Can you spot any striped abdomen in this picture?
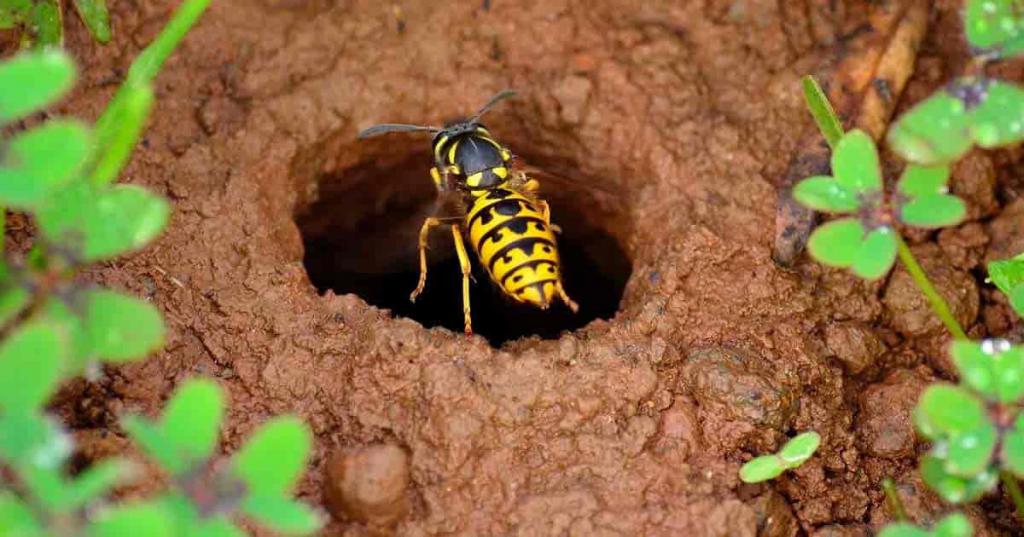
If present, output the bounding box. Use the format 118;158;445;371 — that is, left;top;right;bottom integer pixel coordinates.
465;188;563;308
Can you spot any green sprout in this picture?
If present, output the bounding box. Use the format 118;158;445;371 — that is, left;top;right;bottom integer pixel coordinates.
0;0;323;535
1;0;111;49
738;431;820;483
878;512;973;537
964;0;1024;59
987;253;1024;318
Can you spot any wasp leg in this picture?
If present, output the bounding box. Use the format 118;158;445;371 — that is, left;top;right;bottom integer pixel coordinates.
451;225;474;335
410;217;443;303
536;200;563;235
556;281;579;313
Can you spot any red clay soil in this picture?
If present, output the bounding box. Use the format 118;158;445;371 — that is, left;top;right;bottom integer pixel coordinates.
12;0;1024;535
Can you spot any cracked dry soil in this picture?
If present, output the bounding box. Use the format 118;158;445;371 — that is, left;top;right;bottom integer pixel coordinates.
16;0;1024;535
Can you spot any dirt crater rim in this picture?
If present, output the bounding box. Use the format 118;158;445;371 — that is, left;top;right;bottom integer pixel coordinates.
294;137;634;346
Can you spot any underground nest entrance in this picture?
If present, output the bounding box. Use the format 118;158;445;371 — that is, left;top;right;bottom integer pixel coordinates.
296;153;632;347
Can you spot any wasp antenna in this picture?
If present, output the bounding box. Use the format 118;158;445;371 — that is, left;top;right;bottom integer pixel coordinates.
469;89;516;122
356;123;440;139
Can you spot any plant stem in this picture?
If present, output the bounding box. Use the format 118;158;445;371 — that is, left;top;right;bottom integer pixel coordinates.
882;477;909;522
894;234;968;341
1002;471;1024;519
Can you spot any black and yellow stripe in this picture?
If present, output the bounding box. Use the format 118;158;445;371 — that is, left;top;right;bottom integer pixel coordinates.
465;188;564;308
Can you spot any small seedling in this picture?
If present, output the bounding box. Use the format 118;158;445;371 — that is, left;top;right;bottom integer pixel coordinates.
878;512;973;537
1;0;111;48
739;431;820;483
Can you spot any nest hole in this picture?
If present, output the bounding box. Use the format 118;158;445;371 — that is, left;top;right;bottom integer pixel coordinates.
296;150;632;347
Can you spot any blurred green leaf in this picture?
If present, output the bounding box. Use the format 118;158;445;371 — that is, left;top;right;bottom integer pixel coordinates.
0;321;66;414
0;491;44;537
0;120;91;209
920;454;998;503
0;285;30;328
233;416;311;497
887;91;973;165
832;130;883;193
897;164;951;197
945;423;998;477
37;182;170;262
970;80;1024;148
878;523;930;537
27;0;62;49
241;495;322;535
0;49;74;122
793;176;858;213
801;75;844;150
193;517;246;537
1003;416;1024;477
0;414;67;465
89;84;153;186
161;378;224;468
71;0;110;43
0;0;31;30
852;227;898;280
19;463;67;510
122;416;182;475
807;218;864;267
83;288;165;362
900;194;967;229
965;0;1024;58
739;455;784;483
777;431;821;466
64;459;127;510
38;298;91;370
933;513;974;537
951;340;1024;403
87;502;173;537
914;385;987;438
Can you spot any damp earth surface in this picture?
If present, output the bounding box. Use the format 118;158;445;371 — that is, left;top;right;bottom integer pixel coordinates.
15;0;1024;535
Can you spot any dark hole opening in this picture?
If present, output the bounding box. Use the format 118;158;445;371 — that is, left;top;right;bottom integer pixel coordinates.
296;152;632;347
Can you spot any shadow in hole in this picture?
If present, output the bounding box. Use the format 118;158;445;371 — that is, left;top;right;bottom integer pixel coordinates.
296;155;632;347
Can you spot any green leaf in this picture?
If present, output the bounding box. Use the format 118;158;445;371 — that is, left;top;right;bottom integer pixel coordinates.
0;321;66;414
83;289;165;362
87;502;172;537
933;512;973;537
945;423;998;477
37;182;171;262
792;176;858;213
832;130;883;193
161;379;224;468
900;194;967;229
920;454;998;503
801;75;844;150
71;0;111;43
89;84;154;186
965;0;1024;58
122;416;182;474
878;523;931;537
241;495;322;535
1011;285;1024;318
27;0;62;49
0;286;30;328
64;459;126;510
952;340;1024;403
0;49;75;122
1003;418;1024;477
969;80;1024;148
233;416;311;496
739;455;784;483
897;164;952;197
807;218;864;268
914;385;987;438
38;298;92;370
887;91;973;165
0;120;91;209
0;492;44;537
0;0;32;30
777;431;820;467
0;414;68;465
987;255;1024;297
193;517;246;537
852;226;898;279
19;463;67;510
